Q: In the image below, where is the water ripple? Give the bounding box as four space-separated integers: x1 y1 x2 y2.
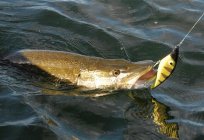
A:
0 0 204 139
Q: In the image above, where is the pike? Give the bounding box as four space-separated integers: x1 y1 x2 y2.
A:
5 49 156 90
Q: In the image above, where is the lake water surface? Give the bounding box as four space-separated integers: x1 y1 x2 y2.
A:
0 0 204 140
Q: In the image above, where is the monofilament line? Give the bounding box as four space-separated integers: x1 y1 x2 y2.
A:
177 11 204 47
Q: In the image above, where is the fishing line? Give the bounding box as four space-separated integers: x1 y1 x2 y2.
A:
177 11 204 47
122 47 130 61
154 11 204 68
119 40 131 61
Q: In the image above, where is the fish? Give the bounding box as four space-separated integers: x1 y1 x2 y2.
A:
151 46 179 89
4 49 157 90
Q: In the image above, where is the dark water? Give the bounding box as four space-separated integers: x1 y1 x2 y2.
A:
0 0 204 139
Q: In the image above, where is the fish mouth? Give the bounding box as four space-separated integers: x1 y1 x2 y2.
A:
132 67 157 89
138 68 156 81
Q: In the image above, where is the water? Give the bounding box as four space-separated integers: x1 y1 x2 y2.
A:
0 0 204 139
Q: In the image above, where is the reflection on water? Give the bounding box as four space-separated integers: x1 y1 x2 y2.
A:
128 91 178 139
152 99 178 139
22 89 179 140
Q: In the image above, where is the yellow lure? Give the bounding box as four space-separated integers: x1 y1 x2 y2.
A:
150 12 204 89
151 46 179 89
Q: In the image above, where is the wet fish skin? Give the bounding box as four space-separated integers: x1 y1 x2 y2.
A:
5 49 156 90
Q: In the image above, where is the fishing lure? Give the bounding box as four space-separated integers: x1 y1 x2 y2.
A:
151 12 204 89
151 46 179 89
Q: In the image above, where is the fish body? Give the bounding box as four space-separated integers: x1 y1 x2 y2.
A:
5 49 156 90
151 46 179 89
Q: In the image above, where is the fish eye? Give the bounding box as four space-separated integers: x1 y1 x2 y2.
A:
112 69 120 76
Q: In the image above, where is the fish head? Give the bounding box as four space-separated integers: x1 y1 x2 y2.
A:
78 60 156 90
115 64 156 90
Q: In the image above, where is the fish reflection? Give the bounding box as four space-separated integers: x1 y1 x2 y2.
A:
128 92 179 139
41 87 116 97
38 89 179 139
24 91 128 140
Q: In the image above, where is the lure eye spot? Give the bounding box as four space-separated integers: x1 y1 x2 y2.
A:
169 61 174 66
112 69 120 76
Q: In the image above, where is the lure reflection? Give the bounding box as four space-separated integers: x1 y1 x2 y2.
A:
128 92 179 139
151 46 179 89
152 99 178 139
